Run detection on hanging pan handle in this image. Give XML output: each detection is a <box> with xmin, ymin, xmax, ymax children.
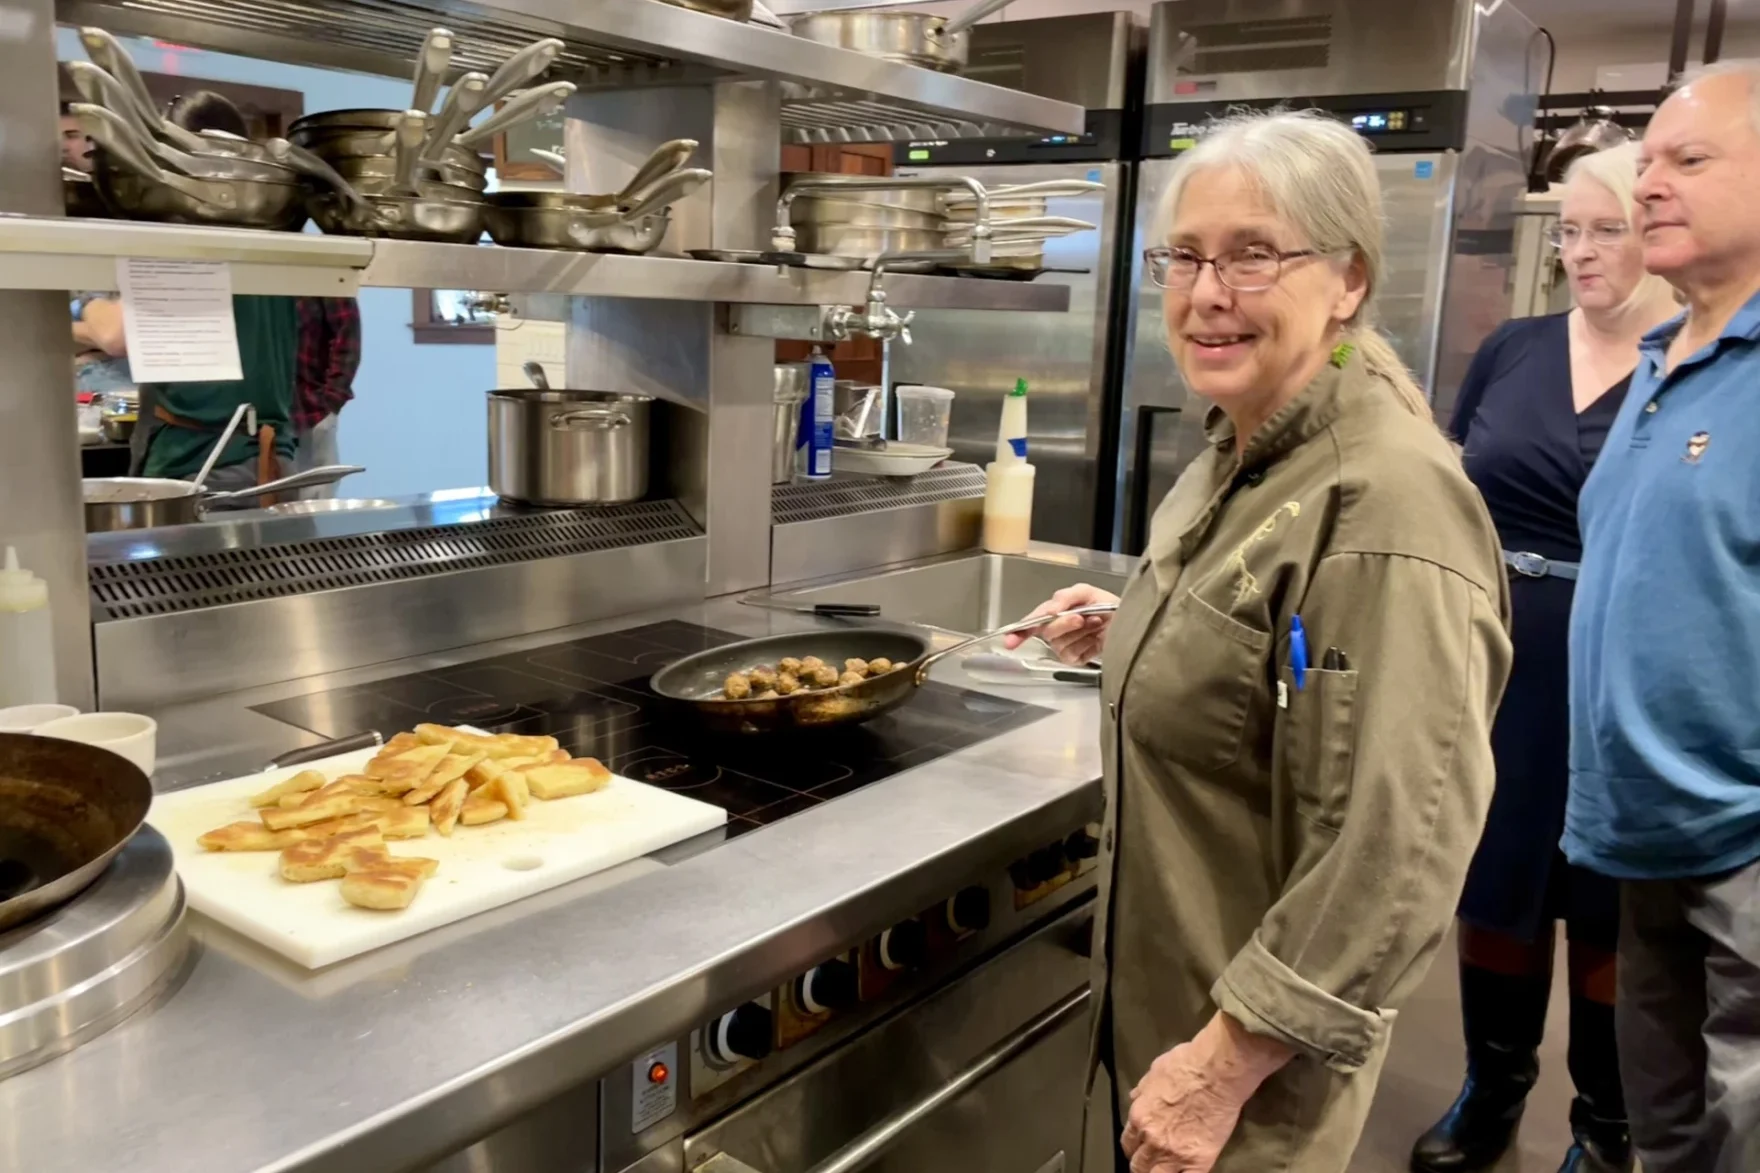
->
<box><xmin>202</xmin><ymin>464</ymin><xmax>366</xmax><ymax>504</ymax></box>
<box><xmin>941</xmin><ymin>0</ymin><xmax>1023</xmax><ymax>38</ymax></box>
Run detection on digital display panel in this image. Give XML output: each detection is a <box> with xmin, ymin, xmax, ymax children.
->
<box><xmin>1350</xmin><ymin>109</ymin><xmax>1410</xmax><ymax>133</ymax></box>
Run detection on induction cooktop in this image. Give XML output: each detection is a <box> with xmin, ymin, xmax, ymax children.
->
<box><xmin>254</xmin><ymin>621</ymin><xmax>1052</xmax><ymax>838</ymax></box>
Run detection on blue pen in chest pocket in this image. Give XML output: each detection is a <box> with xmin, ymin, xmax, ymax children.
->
<box><xmin>1289</xmin><ymin>614</ymin><xmax>1309</xmax><ymax>691</ymax></box>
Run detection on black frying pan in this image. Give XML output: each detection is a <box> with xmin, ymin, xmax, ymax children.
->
<box><xmin>649</xmin><ymin>605</ymin><xmax>1114</xmax><ymax>735</ymax></box>
<box><xmin>0</xmin><ymin>733</ymin><xmax>154</xmax><ymax>931</ymax></box>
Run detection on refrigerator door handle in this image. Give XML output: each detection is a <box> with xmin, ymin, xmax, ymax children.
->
<box><xmin>1128</xmin><ymin>403</ymin><xmax>1181</xmax><ymax>554</ymax></box>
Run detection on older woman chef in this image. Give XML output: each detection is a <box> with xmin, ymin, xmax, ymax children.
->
<box><xmin>1010</xmin><ymin>110</ymin><xmax>1513</xmax><ymax>1171</ymax></box>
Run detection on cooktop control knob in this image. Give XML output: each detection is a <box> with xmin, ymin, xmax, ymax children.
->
<box><xmin>1065</xmin><ymin>828</ymin><xmax>1101</xmax><ymax>862</ymax></box>
<box><xmin>878</xmin><ymin>919</ymin><xmax>928</xmax><ymax>971</ymax></box>
<box><xmin>1025</xmin><ymin>843</ymin><xmax>1068</xmax><ymax>886</ymax></box>
<box><xmin>946</xmin><ymin>886</ymin><xmax>992</xmax><ymax>935</ymax></box>
<box><xmin>796</xmin><ymin>959</ymin><xmax>859</xmax><ymax>1014</ymax></box>
<box><xmin>706</xmin><ymin>1003</ymin><xmax>773</xmax><ymax>1064</ymax></box>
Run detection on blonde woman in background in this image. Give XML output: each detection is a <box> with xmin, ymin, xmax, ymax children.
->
<box><xmin>1410</xmin><ymin>142</ymin><xmax>1678</xmax><ymax>1173</ymax></box>
<box><xmin>1007</xmin><ymin>109</ymin><xmax>1512</xmax><ymax>1171</ymax></box>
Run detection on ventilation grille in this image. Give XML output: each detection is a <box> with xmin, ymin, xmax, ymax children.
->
<box><xmin>772</xmin><ymin>463</ymin><xmax>985</xmax><ymax>525</ymax></box>
<box><xmin>1183</xmin><ymin>16</ymin><xmax>1332</xmax><ymax>76</ymax></box>
<box><xmin>88</xmin><ymin>500</ymin><xmax>700</xmax><ymax>621</ymax></box>
<box><xmin>779</xmin><ymin>85</ymin><xmax>1010</xmax><ymax>144</ymax></box>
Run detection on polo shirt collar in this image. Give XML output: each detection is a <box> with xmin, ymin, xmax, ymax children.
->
<box><xmin>1638</xmin><ymin>285</ymin><xmax>1760</xmax><ymax>362</ymax></box>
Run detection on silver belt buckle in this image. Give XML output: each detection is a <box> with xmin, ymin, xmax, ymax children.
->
<box><xmin>1508</xmin><ymin>551</ymin><xmax>1548</xmax><ymax>578</ymax></box>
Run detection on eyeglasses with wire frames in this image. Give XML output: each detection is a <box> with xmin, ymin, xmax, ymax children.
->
<box><xmin>1143</xmin><ymin>244</ymin><xmax>1325</xmax><ymax>292</ymax></box>
<box><xmin>1546</xmin><ymin>221</ymin><xmax>1632</xmax><ymax>250</ymax></box>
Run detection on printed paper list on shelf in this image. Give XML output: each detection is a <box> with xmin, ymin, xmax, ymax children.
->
<box><xmin>115</xmin><ymin>258</ymin><xmax>243</xmax><ymax>383</ymax></box>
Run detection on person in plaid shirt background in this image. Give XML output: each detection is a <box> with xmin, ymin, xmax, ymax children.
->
<box><xmin>292</xmin><ymin>296</ymin><xmax>362</xmax><ymax>497</ymax></box>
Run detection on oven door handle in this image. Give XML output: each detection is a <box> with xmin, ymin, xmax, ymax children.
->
<box><xmin>694</xmin><ymin>987</ymin><xmax>1092</xmax><ymax>1173</ymax></box>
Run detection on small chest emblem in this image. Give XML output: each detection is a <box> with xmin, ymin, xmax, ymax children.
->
<box><xmin>1226</xmin><ymin>500</ymin><xmax>1302</xmax><ymax>605</ymax></box>
<box><xmin>1684</xmin><ymin>431</ymin><xmax>1711</xmax><ymax>464</ymax></box>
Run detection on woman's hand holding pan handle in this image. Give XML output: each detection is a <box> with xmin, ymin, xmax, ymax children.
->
<box><xmin>1004</xmin><ymin>584</ymin><xmax>1120</xmax><ymax>665</ymax></box>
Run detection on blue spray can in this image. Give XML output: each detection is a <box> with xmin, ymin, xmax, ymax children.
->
<box><xmin>805</xmin><ymin>346</ymin><xmax>836</xmax><ymax>480</ymax></box>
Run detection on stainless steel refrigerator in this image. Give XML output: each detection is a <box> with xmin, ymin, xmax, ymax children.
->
<box><xmin>890</xmin><ymin>11</ymin><xmax>1144</xmax><ymax>551</ymax></box>
<box><xmin>1111</xmin><ymin>0</ymin><xmax>1544</xmax><ymax>554</ymax></box>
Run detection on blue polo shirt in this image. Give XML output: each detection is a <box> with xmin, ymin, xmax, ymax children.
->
<box><xmin>1565</xmin><ymin>291</ymin><xmax>1760</xmax><ymax>880</ymax></box>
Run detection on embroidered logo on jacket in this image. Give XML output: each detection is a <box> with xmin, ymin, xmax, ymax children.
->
<box><xmin>1684</xmin><ymin>431</ymin><xmax>1710</xmax><ymax>464</ymax></box>
<box><xmin>1226</xmin><ymin>501</ymin><xmax>1302</xmax><ymax>604</ymax></box>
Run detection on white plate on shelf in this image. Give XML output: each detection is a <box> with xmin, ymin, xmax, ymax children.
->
<box><xmin>832</xmin><ymin>444</ymin><xmax>954</xmax><ymax>477</ymax></box>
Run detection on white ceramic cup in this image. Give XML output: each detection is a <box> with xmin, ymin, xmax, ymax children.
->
<box><xmin>0</xmin><ymin>703</ymin><xmax>80</xmax><ymax>734</ymax></box>
<box><xmin>33</xmin><ymin>712</ymin><xmax>158</xmax><ymax>775</ymax></box>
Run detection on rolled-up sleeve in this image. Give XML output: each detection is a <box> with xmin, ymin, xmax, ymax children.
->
<box><xmin>1211</xmin><ymin>551</ymin><xmax>1512</xmax><ymax>1071</ymax></box>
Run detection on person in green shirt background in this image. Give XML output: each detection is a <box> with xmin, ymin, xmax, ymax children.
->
<box><xmin>125</xmin><ymin>91</ymin><xmax>300</xmax><ymax>504</ymax></box>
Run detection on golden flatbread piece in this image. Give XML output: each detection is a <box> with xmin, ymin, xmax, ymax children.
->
<box><xmin>278</xmin><ymin>827</ymin><xmax>386</xmax><ymax>883</ymax></box>
<box><xmin>260</xmin><ymin>789</ymin><xmax>369</xmax><ymax>830</ymax></box>
<box><xmin>249</xmin><ymin>769</ymin><xmax>325</xmax><ymax>809</ymax></box>
<box><xmin>339</xmin><ymin>856</ymin><xmax>439</xmax><ymax>911</ymax></box>
<box><xmin>523</xmin><ymin>757</ymin><xmax>611</xmax><ymax>800</ymax></box>
<box><xmin>198</xmin><ymin>822</ymin><xmax>299</xmax><ymax>852</ymax></box>
<box><xmin>429</xmin><ymin>778</ymin><xmax>469</xmax><ymax>836</ymax></box>
<box><xmin>459</xmin><ymin>794</ymin><xmax>509</xmax><ymax>826</ymax></box>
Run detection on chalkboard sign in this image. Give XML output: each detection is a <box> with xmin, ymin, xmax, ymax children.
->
<box><xmin>495</xmin><ymin>104</ymin><xmax>565</xmax><ymax>182</ymax></box>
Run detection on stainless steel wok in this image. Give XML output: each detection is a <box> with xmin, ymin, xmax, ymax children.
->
<box><xmin>0</xmin><ymin>734</ymin><xmax>154</xmax><ymax>932</ymax></box>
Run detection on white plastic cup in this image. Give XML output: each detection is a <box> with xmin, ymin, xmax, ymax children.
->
<box><xmin>895</xmin><ymin>385</ymin><xmax>956</xmax><ymax>450</ymax></box>
<box><xmin>0</xmin><ymin>703</ymin><xmax>79</xmax><ymax>734</ymax></box>
<box><xmin>33</xmin><ymin>712</ymin><xmax>157</xmax><ymax>775</ymax></box>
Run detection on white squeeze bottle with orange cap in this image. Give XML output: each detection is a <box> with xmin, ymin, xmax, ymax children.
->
<box><xmin>0</xmin><ymin>546</ymin><xmax>58</xmax><ymax>707</ymax></box>
<box><xmin>982</xmin><ymin>378</ymin><xmax>1035</xmax><ymax>555</ymax></box>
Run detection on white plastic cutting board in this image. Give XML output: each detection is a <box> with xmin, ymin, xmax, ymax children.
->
<box><xmin>149</xmin><ymin>745</ymin><xmax>727</xmax><ymax>969</ymax></box>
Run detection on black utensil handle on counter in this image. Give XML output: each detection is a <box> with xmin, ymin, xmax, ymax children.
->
<box><xmin>1051</xmin><ymin>668</ymin><xmax>1102</xmax><ymax>686</ymax></box>
<box><xmin>270</xmin><ymin>731</ymin><xmax>384</xmax><ymax>769</ymax></box>
<box><xmin>739</xmin><ymin>595</ymin><xmax>881</xmax><ymax>617</ymax></box>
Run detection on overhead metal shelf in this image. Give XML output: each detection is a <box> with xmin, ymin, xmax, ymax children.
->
<box><xmin>369</xmin><ymin>241</ymin><xmax>1072</xmax><ymax>310</ymax></box>
<box><xmin>0</xmin><ymin>216</ymin><xmax>370</xmax><ymax>296</ymax></box>
<box><xmin>56</xmin><ymin>0</ymin><xmax>1085</xmax><ymax>140</ymax></box>
<box><xmin>0</xmin><ymin>217</ymin><xmax>1071</xmax><ymax>311</ymax></box>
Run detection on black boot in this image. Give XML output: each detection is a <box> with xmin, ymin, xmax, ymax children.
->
<box><xmin>1410</xmin><ymin>964</ymin><xmax>1550</xmax><ymax>1173</ymax></box>
<box><xmin>1557</xmin><ymin>1097</ymin><xmax>1634</xmax><ymax>1172</ymax></box>
<box><xmin>1558</xmin><ymin>993</ymin><xmax>1633</xmax><ymax>1172</ymax></box>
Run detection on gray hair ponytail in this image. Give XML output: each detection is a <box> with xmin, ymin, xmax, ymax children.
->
<box><xmin>1157</xmin><ymin>109</ymin><xmax>1432</xmax><ymax>419</ymax></box>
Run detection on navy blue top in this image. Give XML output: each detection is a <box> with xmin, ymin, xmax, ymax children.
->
<box><xmin>1568</xmin><ymin>293</ymin><xmax>1760</xmax><ymax>879</ymax></box>
<box><xmin>1451</xmin><ymin>314</ymin><xmax>1629</xmax><ymax>562</ymax></box>
<box><xmin>1449</xmin><ymin>313</ymin><xmax>1629</xmax><ymax>939</ymax></box>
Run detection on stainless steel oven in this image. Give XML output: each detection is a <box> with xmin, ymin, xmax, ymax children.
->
<box><xmin>683</xmin><ymin>903</ymin><xmax>1092</xmax><ymax>1173</ymax></box>
<box><xmin>424</xmin><ymin>831</ymin><xmax>1099</xmax><ymax>1173</ymax></box>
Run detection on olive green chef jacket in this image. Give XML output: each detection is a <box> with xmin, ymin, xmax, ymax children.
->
<box><xmin>1093</xmin><ymin>350</ymin><xmax>1513</xmax><ymax>1171</ymax></box>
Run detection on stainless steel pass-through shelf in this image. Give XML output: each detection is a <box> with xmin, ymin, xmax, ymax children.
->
<box><xmin>56</xmin><ymin>0</ymin><xmax>1084</xmax><ymax>139</ymax></box>
<box><xmin>0</xmin><ymin>219</ymin><xmax>1073</xmax><ymax>310</ymax></box>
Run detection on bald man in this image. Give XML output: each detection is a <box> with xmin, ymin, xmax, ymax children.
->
<box><xmin>1565</xmin><ymin>62</ymin><xmax>1760</xmax><ymax>1173</ymax></box>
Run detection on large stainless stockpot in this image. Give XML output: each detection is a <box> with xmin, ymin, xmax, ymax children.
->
<box><xmin>488</xmin><ymin>383</ymin><xmax>652</xmax><ymax>505</ymax></box>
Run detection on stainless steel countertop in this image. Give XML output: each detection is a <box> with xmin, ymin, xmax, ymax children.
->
<box><xmin>0</xmin><ymin>578</ymin><xmax>1112</xmax><ymax>1173</ymax></box>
